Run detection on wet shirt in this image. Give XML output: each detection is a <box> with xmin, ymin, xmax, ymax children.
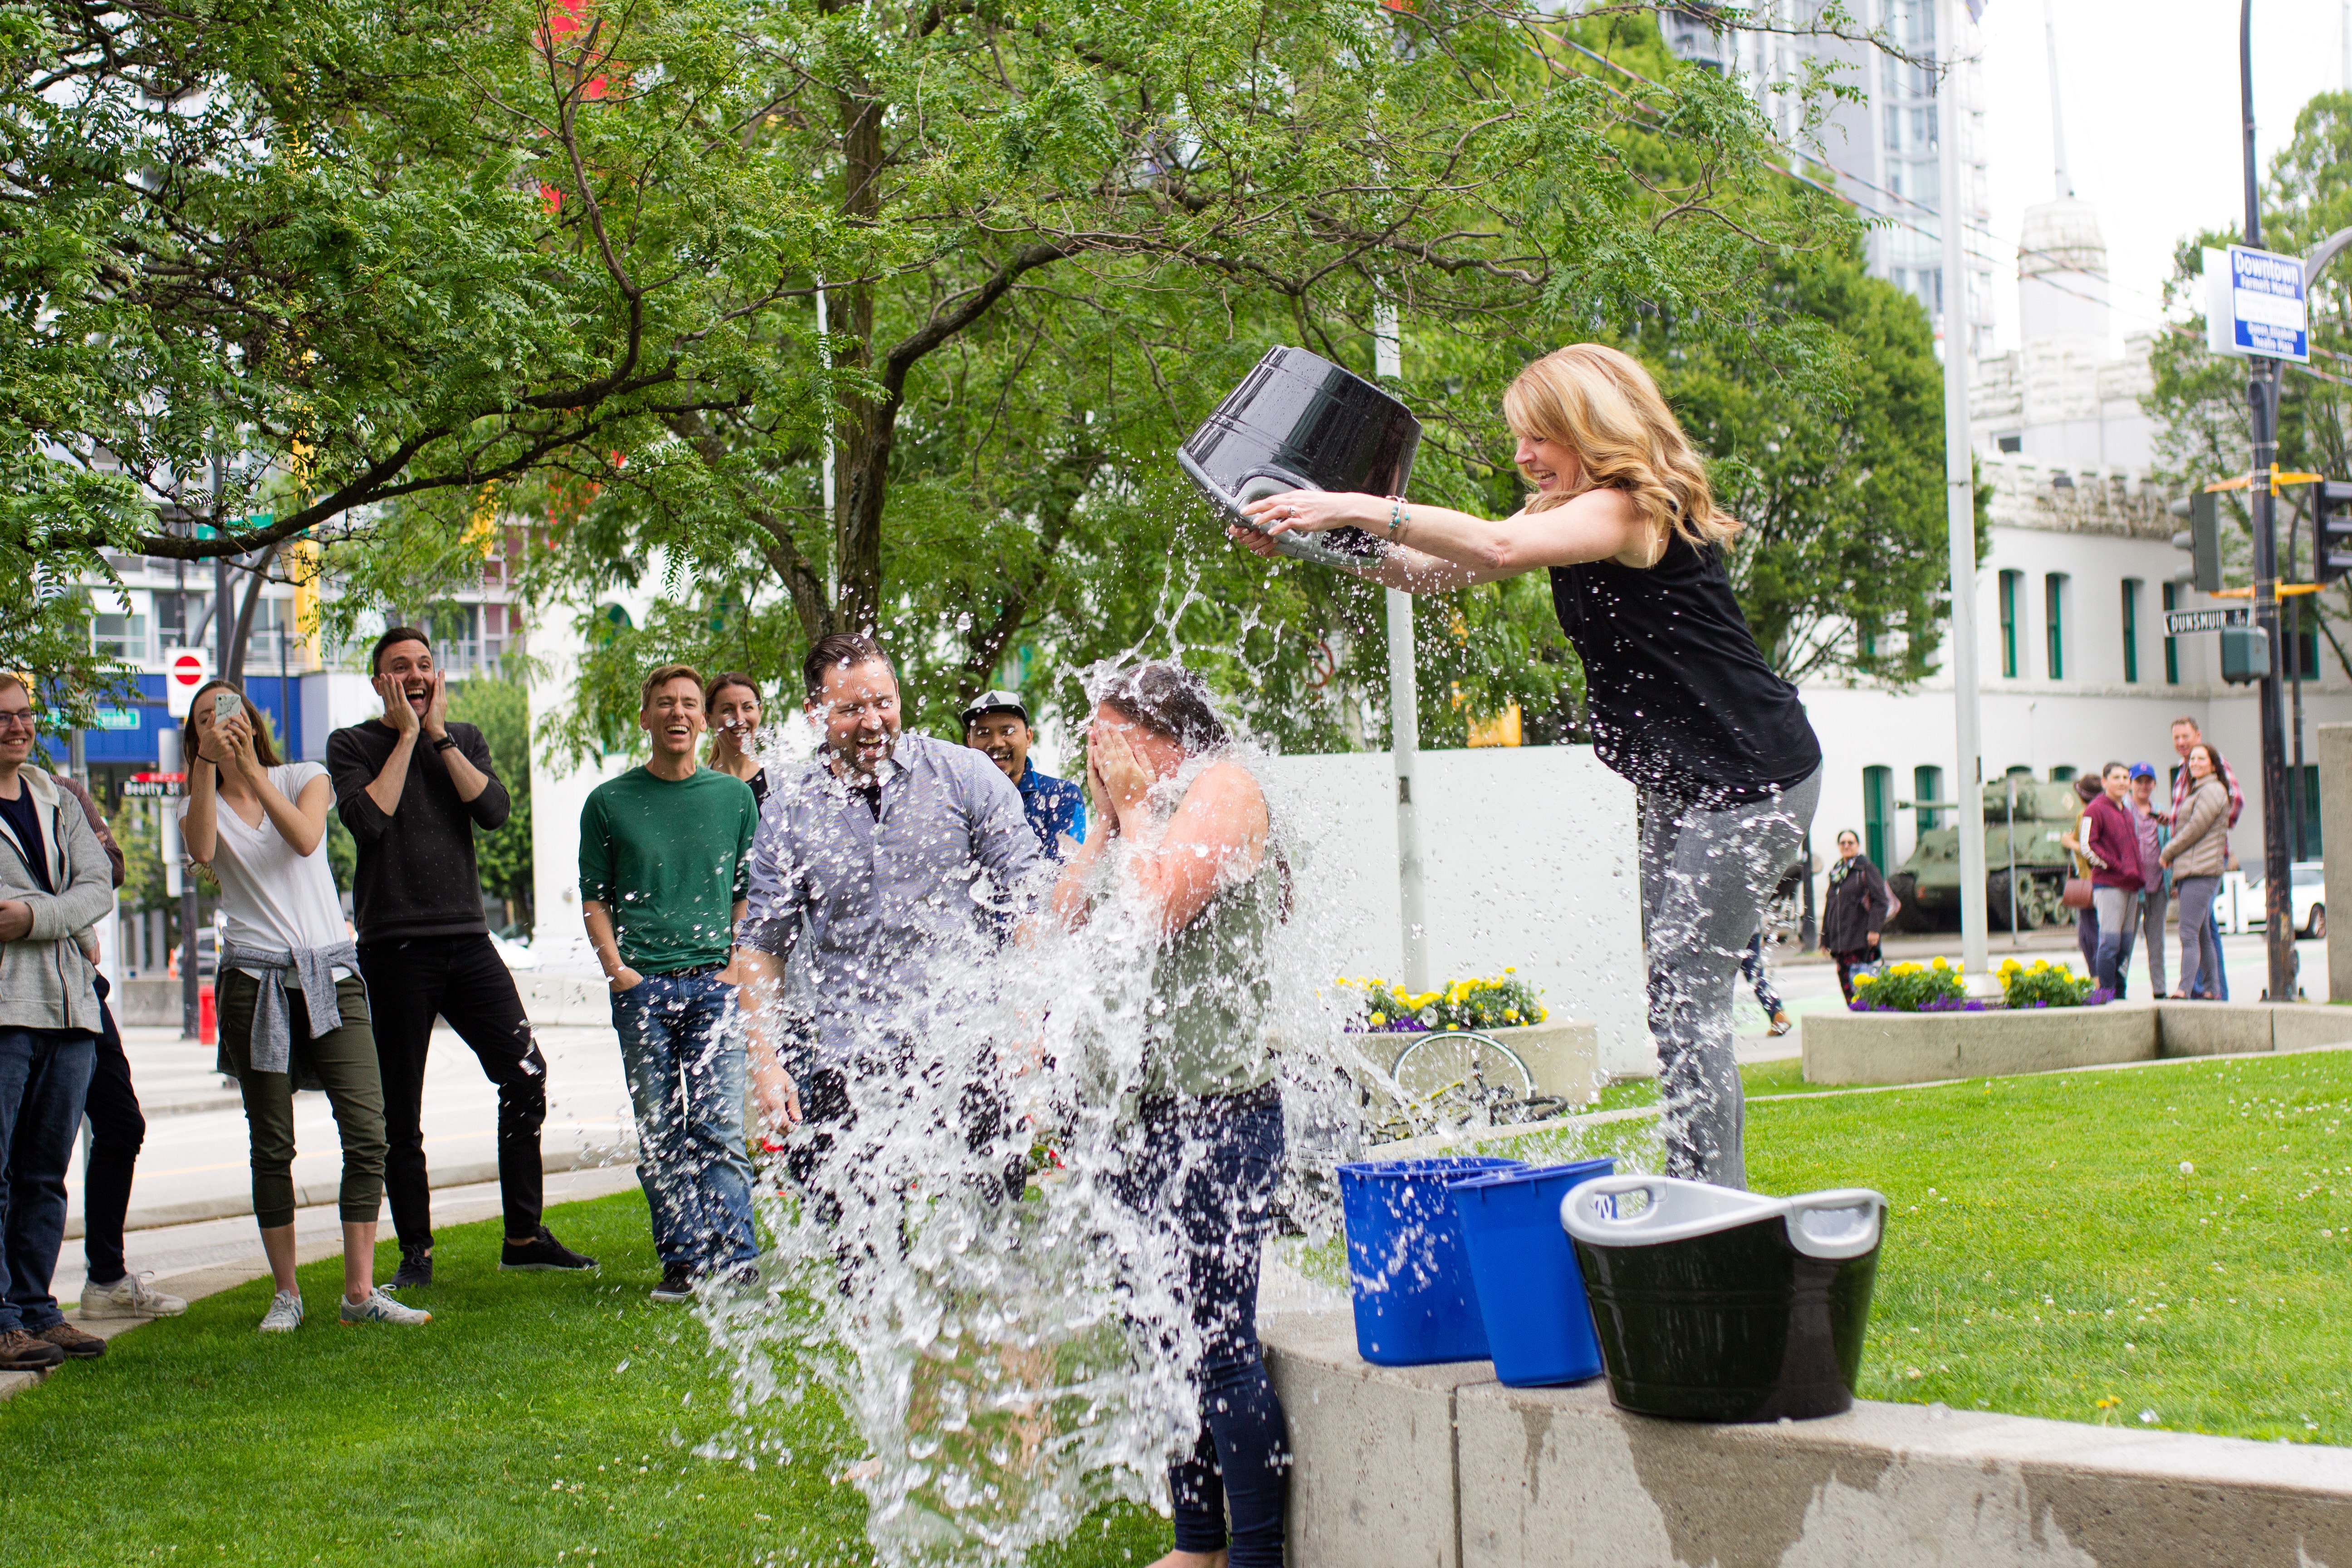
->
<box><xmin>1017</xmin><ymin>760</ymin><xmax>1087</xmax><ymax>860</ymax></box>
<box><xmin>579</xmin><ymin>765</ymin><xmax>758</xmax><ymax>974</ymax></box>
<box><xmin>1548</xmin><ymin>531</ymin><xmax>1820</xmax><ymax>803</ymax></box>
<box><xmin>737</xmin><ymin>733</ymin><xmax>1042</xmax><ymax>1059</ymax></box>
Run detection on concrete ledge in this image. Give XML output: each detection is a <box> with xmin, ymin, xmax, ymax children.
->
<box><xmin>1264</xmin><ymin>1310</ymin><xmax>2352</xmax><ymax>1567</ymax></box>
<box><xmin>1803</xmin><ymin>1000</ymin><xmax>2352</xmax><ymax>1086</ymax></box>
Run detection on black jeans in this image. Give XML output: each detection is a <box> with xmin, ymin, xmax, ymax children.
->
<box><xmin>1112</xmin><ymin>1086</ymin><xmax>1290</xmax><ymax>1568</ymax></box>
<box><xmin>81</xmin><ymin>978</ymin><xmax>145</xmax><ymax>1284</ymax></box>
<box><xmin>358</xmin><ymin>934</ymin><xmax>546</xmax><ymax>1250</ymax></box>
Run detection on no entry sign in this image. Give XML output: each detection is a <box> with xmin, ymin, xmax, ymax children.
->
<box><xmin>163</xmin><ymin>647</ymin><xmax>209</xmax><ymax>718</ymax></box>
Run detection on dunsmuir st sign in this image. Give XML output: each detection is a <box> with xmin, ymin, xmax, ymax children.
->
<box><xmin>2165</xmin><ymin>607</ymin><xmax>2252</xmax><ymax>636</ymax></box>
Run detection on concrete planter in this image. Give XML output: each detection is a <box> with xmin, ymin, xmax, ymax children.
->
<box><xmin>1803</xmin><ymin>1000</ymin><xmax>2352</xmax><ymax>1086</ymax></box>
<box><xmin>1263</xmin><ymin>1309</ymin><xmax>2352</xmax><ymax>1567</ymax></box>
<box><xmin>1353</xmin><ymin>1020</ymin><xmax>1602</xmax><ymax>1108</ymax></box>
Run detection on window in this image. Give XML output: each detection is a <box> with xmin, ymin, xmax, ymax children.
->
<box><xmin>2120</xmin><ymin>579</ymin><xmax>2141</xmax><ymax>683</ymax></box>
<box><xmin>2287</xmin><ymin>614</ymin><xmax>2322</xmax><ymax>681</ymax></box>
<box><xmin>1913</xmin><ymin>765</ymin><xmax>1945</xmax><ymax>832</ymax></box>
<box><xmin>90</xmin><ymin>612</ymin><xmax>147</xmax><ymax>662</ymax></box>
<box><xmin>1996</xmin><ymin>433</ymin><xmax>2024</xmax><ymax>454</ymax></box>
<box><xmin>2050</xmin><ymin>765</ymin><xmax>2078</xmax><ymax>783</ymax></box>
<box><xmin>2162</xmin><ymin>581</ymin><xmax>2180</xmax><ymax>684</ymax></box>
<box><xmin>2044</xmin><ymin>573</ymin><xmax>2069</xmax><ymax>680</ymax></box>
<box><xmin>1999</xmin><ymin>570</ymin><xmax>2022</xmax><ymax>677</ymax></box>
<box><xmin>1863</xmin><ymin>766</ymin><xmax>1895</xmax><ymax>871</ymax></box>
<box><xmin>2295</xmin><ymin>764</ymin><xmax>2324</xmax><ymax>859</ymax></box>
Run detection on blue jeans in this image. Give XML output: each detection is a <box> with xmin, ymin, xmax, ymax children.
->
<box><xmin>2092</xmin><ymin>886</ymin><xmax>2136</xmax><ymax>997</ymax></box>
<box><xmin>610</xmin><ymin>973</ymin><xmax>756</xmax><ymax>1273</ymax></box>
<box><xmin>1114</xmin><ymin>1088</ymin><xmax>1291</xmax><ymax>1568</ymax></box>
<box><xmin>0</xmin><ymin>1027</ymin><xmax>97</xmax><ymax>1334</ymax></box>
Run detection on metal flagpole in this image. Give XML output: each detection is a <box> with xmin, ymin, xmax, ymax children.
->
<box><xmin>1940</xmin><ymin>0</ymin><xmax>1990</xmax><ymax>978</ymax></box>
<box><xmin>1375</xmin><ymin>300</ymin><xmax>1431</xmax><ymax>993</ymax></box>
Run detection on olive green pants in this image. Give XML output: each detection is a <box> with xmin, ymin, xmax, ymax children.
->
<box><xmin>217</xmin><ymin>971</ymin><xmax>387</xmax><ymax>1228</ymax></box>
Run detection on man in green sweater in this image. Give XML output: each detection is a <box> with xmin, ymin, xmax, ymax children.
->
<box><xmin>580</xmin><ymin>664</ymin><xmax>761</xmax><ymax>1302</ymax></box>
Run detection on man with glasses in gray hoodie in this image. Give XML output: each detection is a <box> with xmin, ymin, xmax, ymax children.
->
<box><xmin>0</xmin><ymin>674</ymin><xmax>114</xmax><ymax>1370</ymax></box>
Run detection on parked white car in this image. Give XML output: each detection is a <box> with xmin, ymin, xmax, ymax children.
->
<box><xmin>2210</xmin><ymin>861</ymin><xmax>2325</xmax><ymax>939</ymax></box>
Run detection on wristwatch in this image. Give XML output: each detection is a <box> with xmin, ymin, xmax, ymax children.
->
<box><xmin>432</xmin><ymin>735</ymin><xmax>460</xmax><ymax>753</ymax></box>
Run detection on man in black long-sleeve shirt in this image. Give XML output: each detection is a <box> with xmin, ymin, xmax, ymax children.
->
<box><xmin>326</xmin><ymin>627</ymin><xmax>594</xmax><ymax>1287</ymax></box>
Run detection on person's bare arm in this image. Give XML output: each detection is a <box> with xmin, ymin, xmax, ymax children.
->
<box><xmin>1120</xmin><ymin>761</ymin><xmax>1270</xmax><ymax>938</ymax></box>
<box><xmin>581</xmin><ymin>901</ymin><xmax>642</xmax><ymax>993</ymax></box>
<box><xmin>181</xmin><ymin>744</ymin><xmax>220</xmax><ymax>866</ymax></box>
<box><xmin>1230</xmin><ymin>485</ymin><xmax>1653</xmax><ymax>592</ymax></box>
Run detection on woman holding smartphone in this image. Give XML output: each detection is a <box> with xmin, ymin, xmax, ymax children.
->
<box><xmin>181</xmin><ymin>681</ymin><xmax>428</xmax><ymax>1331</ymax></box>
<box><xmin>1235</xmin><ymin>343</ymin><xmax>1819</xmax><ymax>1191</ymax></box>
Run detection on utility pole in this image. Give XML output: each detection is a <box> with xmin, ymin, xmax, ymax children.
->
<box><xmin>2242</xmin><ymin>0</ymin><xmax>2298</xmax><ymax>1000</ymax></box>
<box><xmin>1940</xmin><ymin>0</ymin><xmax>1990</xmax><ymax>978</ymax></box>
<box><xmin>1375</xmin><ymin>301</ymin><xmax>1431</xmax><ymax>993</ymax></box>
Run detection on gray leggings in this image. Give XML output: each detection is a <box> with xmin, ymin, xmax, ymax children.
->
<box><xmin>1639</xmin><ymin>766</ymin><xmax>1821</xmax><ymax>1191</ymax></box>
<box><xmin>2175</xmin><ymin>875</ymin><xmax>2221</xmax><ymax>1000</ymax></box>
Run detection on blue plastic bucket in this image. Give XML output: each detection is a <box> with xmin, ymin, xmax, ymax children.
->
<box><xmin>1450</xmin><ymin>1158</ymin><xmax>1615</xmax><ymax>1387</ymax></box>
<box><xmin>1337</xmin><ymin>1156</ymin><xmax>1523</xmax><ymax>1365</ymax></box>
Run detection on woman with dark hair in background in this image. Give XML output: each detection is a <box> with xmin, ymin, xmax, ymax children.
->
<box><xmin>182</xmin><ymin>681</ymin><xmax>427</xmax><ymax>1331</ymax></box>
<box><xmin>1821</xmin><ymin>829</ymin><xmax>1895</xmax><ymax>1003</ymax></box>
<box><xmin>1050</xmin><ymin>661</ymin><xmax>1289</xmax><ymax>1568</ymax></box>
<box><xmin>704</xmin><ymin>672</ymin><xmax>770</xmax><ymax>808</ymax></box>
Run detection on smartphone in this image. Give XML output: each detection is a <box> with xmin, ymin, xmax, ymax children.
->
<box><xmin>212</xmin><ymin>690</ymin><xmax>239</xmax><ymax>725</ymax></box>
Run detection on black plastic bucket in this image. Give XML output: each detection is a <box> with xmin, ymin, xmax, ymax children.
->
<box><xmin>1177</xmin><ymin>345</ymin><xmax>1421</xmax><ymax>570</ymax></box>
<box><xmin>1561</xmin><ymin>1176</ymin><xmax>1886</xmax><ymax>1423</ymax></box>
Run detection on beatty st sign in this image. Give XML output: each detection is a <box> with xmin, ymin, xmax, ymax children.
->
<box><xmin>2205</xmin><ymin>245</ymin><xmax>2308</xmax><ymax>363</ymax></box>
<box><xmin>2165</xmin><ymin>607</ymin><xmax>2252</xmax><ymax>636</ymax></box>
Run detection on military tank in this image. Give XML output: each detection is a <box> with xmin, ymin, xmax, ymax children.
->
<box><xmin>1887</xmin><ymin>776</ymin><xmax>2082</xmax><ymax>932</ymax></box>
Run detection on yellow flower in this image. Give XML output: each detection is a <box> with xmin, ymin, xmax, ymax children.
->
<box><xmin>1369</xmin><ymin>1013</ymin><xmax>1387</xmax><ymax>1027</ymax></box>
<box><xmin>1855</xmin><ymin>972</ymin><xmax>1877</xmax><ymax>986</ymax></box>
<box><xmin>1504</xmin><ymin>1009</ymin><xmax>1520</xmax><ymax>1023</ymax></box>
<box><xmin>1931</xmin><ymin>956</ymin><xmax>1948</xmax><ymax>970</ymax></box>
<box><xmin>1504</xmin><ymin>966</ymin><xmax>1517</xmax><ymax>974</ymax></box>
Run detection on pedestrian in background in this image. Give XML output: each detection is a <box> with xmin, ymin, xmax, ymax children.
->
<box><xmin>2164</xmin><ymin>743</ymin><xmax>2232</xmax><ymax>1001</ymax></box>
<box><xmin>962</xmin><ymin>690</ymin><xmax>1086</xmax><ymax>860</ymax></box>
<box><xmin>580</xmin><ymin>664</ymin><xmax>761</xmax><ymax>1303</ymax></box>
<box><xmin>0</xmin><ymin>673</ymin><xmax>111</xmax><ymax>1370</ymax></box>
<box><xmin>705</xmin><ymin>672</ymin><xmax>771</xmax><ymax>808</ymax></box>
<box><xmin>183</xmin><ymin>681</ymin><xmax>426</xmax><ymax>1330</ymax></box>
<box><xmin>1821</xmin><ymin>829</ymin><xmax>1894</xmax><ymax>1003</ymax></box>
<box><xmin>2058</xmin><ymin>774</ymin><xmax>2104</xmax><ymax>979</ymax></box>
<box><xmin>327</xmin><ymin>626</ymin><xmax>595</xmax><ymax>1288</ymax></box>
<box><xmin>52</xmin><ymin>768</ymin><xmax>183</xmax><ymax>1322</ymax></box>
<box><xmin>2127</xmin><ymin>763</ymin><xmax>2170</xmax><ymax>1001</ymax></box>
<box><xmin>2162</xmin><ymin>717</ymin><xmax>2239</xmax><ymax>1000</ymax></box>
<box><xmin>2082</xmin><ymin>763</ymin><xmax>2143</xmax><ymax>997</ymax></box>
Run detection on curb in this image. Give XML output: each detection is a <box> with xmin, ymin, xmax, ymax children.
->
<box><xmin>62</xmin><ymin>1146</ymin><xmax>633</xmax><ymax>1241</ymax></box>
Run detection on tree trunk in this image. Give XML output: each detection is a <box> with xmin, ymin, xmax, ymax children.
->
<box><xmin>224</xmin><ymin>541</ymin><xmax>280</xmax><ymax>686</ymax></box>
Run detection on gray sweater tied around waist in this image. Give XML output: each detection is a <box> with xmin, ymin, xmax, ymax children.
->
<box><xmin>220</xmin><ymin>936</ymin><xmax>362</xmax><ymax>1074</ymax></box>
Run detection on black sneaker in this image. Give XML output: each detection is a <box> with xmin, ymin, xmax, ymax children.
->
<box><xmin>500</xmin><ymin>1225</ymin><xmax>599</xmax><ymax>1273</ymax></box>
<box><xmin>388</xmin><ymin>1245</ymin><xmax>433</xmax><ymax>1290</ymax></box>
<box><xmin>649</xmin><ymin>1264</ymin><xmax>696</xmax><ymax>1303</ymax></box>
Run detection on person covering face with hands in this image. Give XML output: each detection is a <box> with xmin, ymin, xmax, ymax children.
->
<box><xmin>326</xmin><ymin>627</ymin><xmax>595</xmax><ymax>1289</ymax></box>
<box><xmin>580</xmin><ymin>666</ymin><xmax>760</xmax><ymax>1302</ymax></box>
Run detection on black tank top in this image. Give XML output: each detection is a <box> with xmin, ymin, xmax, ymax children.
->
<box><xmin>1548</xmin><ymin>531</ymin><xmax>1819</xmax><ymax>803</ymax></box>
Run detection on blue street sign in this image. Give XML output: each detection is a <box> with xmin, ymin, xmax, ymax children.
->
<box><xmin>2205</xmin><ymin>245</ymin><xmax>2308</xmax><ymax>363</ymax></box>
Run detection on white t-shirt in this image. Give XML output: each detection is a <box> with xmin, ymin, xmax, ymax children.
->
<box><xmin>178</xmin><ymin>762</ymin><xmax>351</xmax><ymax>974</ymax></box>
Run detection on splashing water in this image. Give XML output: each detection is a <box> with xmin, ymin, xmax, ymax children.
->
<box><xmin>701</xmin><ymin>676</ymin><xmax>1372</xmax><ymax>1567</ymax></box>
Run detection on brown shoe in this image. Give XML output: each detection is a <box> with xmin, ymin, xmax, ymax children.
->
<box><xmin>32</xmin><ymin>1321</ymin><xmax>105</xmax><ymax>1359</ymax></box>
<box><xmin>0</xmin><ymin>1328</ymin><xmax>66</xmax><ymax>1371</ymax></box>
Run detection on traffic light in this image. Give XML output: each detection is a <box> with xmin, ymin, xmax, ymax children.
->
<box><xmin>2317</xmin><ymin>479</ymin><xmax>2352</xmax><ymax>584</ymax></box>
<box><xmin>2170</xmin><ymin>490</ymin><xmax>2224</xmax><ymax>593</ymax></box>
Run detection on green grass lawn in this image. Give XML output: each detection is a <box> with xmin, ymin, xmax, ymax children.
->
<box><xmin>17</xmin><ymin>1050</ymin><xmax>2352</xmax><ymax>1565</ymax></box>
<box><xmin>0</xmin><ymin>1192</ymin><xmax>1171</xmax><ymax>1568</ymax></box>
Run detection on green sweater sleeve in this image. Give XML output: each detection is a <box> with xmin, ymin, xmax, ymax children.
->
<box><xmin>578</xmin><ymin>791</ymin><xmax>612</xmax><ymax>906</ymax></box>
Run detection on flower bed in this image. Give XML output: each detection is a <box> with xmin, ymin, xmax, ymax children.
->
<box><xmin>1335</xmin><ymin>971</ymin><xmax>1547</xmax><ymax>1033</ymax></box>
<box><xmin>1850</xmin><ymin>956</ymin><xmax>2112</xmax><ymax>1012</ymax></box>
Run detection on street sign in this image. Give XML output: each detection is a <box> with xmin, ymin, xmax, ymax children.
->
<box><xmin>2165</xmin><ymin>607</ymin><xmax>2253</xmax><ymax>635</ymax></box>
<box><xmin>88</xmin><ymin>708</ymin><xmax>141</xmax><ymax>730</ymax></box>
<box><xmin>2204</xmin><ymin>245</ymin><xmax>2309</xmax><ymax>362</ymax></box>
<box><xmin>122</xmin><ymin>771</ymin><xmax>184</xmax><ymax>799</ymax></box>
<box><xmin>162</xmin><ymin>647</ymin><xmax>208</xmax><ymax>718</ymax></box>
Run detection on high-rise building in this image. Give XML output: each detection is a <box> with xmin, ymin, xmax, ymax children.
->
<box><xmin>1661</xmin><ymin>2</ymin><xmax>1997</xmax><ymax>360</ymax></box>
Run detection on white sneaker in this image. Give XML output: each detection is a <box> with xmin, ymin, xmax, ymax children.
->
<box><xmin>258</xmin><ymin>1290</ymin><xmax>304</xmax><ymax>1333</ymax></box>
<box><xmin>339</xmin><ymin>1287</ymin><xmax>431</xmax><ymax>1327</ymax></box>
<box><xmin>80</xmin><ymin>1272</ymin><xmax>188</xmax><ymax>1319</ymax></box>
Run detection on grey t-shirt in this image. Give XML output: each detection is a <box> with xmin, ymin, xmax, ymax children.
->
<box><xmin>737</xmin><ymin>732</ymin><xmax>1043</xmax><ymax>1060</ymax></box>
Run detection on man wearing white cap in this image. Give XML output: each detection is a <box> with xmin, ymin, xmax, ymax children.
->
<box><xmin>960</xmin><ymin>689</ymin><xmax>1086</xmax><ymax>861</ymax></box>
